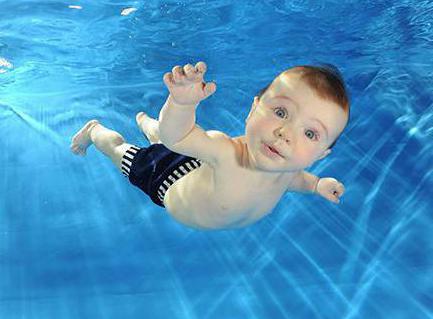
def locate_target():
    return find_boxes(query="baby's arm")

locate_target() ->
[158,94,199,147]
[290,171,320,194]
[290,171,345,204]
[158,62,231,165]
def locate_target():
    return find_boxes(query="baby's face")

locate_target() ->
[245,72,348,172]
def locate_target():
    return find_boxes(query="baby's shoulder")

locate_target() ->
[205,129,230,139]
[203,130,238,164]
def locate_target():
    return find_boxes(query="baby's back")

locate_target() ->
[163,137,292,230]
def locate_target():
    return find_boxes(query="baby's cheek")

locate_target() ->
[248,117,270,135]
[295,147,316,167]
[258,118,275,131]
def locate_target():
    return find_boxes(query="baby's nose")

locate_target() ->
[278,133,290,143]
[276,127,292,143]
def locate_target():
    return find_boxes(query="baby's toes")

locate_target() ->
[71,144,81,155]
[136,112,146,125]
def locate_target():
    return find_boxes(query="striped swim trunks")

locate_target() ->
[121,143,202,207]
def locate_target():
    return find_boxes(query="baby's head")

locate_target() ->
[244,64,350,172]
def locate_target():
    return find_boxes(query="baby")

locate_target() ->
[71,61,349,230]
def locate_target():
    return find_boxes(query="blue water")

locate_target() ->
[1,1,432,318]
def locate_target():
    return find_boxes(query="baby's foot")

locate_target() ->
[136,111,147,128]
[136,112,160,144]
[70,120,99,156]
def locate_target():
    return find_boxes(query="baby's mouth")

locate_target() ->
[264,143,285,158]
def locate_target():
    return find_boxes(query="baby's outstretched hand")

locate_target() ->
[316,178,345,204]
[163,61,216,107]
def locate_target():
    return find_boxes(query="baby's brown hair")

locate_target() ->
[257,64,350,149]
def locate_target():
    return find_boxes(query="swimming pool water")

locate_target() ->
[1,1,432,318]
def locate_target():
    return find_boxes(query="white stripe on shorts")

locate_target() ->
[155,159,203,203]
[121,146,140,177]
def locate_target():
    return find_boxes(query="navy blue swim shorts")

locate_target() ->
[121,143,202,207]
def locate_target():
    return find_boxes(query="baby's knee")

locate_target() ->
[108,131,125,146]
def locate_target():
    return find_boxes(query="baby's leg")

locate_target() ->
[71,120,136,172]
[136,112,161,144]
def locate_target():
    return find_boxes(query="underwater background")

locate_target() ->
[1,0,432,318]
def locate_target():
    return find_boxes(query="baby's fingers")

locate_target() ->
[165,63,206,85]
[195,61,207,75]
[202,82,217,99]
[183,64,197,80]
[163,72,175,87]
[172,65,184,82]
[327,192,341,204]
[337,183,345,196]
[185,61,207,82]
[330,184,345,204]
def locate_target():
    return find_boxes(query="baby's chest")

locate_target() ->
[212,170,287,213]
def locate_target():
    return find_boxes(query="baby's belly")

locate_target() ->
[163,165,278,229]
[162,165,216,228]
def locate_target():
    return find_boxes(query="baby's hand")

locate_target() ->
[316,177,345,204]
[163,61,217,107]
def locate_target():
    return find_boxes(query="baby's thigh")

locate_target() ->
[113,143,138,171]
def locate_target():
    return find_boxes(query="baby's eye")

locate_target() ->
[305,129,319,140]
[274,107,287,118]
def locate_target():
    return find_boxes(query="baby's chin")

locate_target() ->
[253,159,304,173]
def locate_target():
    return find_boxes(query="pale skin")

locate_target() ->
[71,62,348,230]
